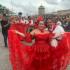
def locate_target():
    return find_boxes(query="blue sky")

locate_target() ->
[0,0,70,15]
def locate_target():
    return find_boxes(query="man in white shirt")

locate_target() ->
[47,19,65,47]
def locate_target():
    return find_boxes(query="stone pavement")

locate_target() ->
[0,31,12,70]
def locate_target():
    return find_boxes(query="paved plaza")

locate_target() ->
[0,31,12,70]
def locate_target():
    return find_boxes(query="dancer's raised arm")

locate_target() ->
[12,30,25,37]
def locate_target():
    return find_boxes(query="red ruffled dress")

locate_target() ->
[22,33,69,70]
[17,33,51,70]
[65,32,70,65]
[8,24,69,70]
[8,29,51,70]
[28,34,51,70]
[8,22,30,70]
[50,33,69,70]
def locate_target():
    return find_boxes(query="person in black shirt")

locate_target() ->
[0,14,10,47]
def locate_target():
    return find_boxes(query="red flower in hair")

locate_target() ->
[37,16,43,22]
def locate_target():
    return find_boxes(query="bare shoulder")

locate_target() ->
[31,29,38,33]
[30,29,38,35]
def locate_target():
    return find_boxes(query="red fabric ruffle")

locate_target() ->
[8,24,70,70]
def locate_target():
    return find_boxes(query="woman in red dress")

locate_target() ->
[8,19,52,70]
[8,16,30,70]
[47,18,69,70]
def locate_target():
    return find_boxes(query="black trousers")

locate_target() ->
[2,28,8,47]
